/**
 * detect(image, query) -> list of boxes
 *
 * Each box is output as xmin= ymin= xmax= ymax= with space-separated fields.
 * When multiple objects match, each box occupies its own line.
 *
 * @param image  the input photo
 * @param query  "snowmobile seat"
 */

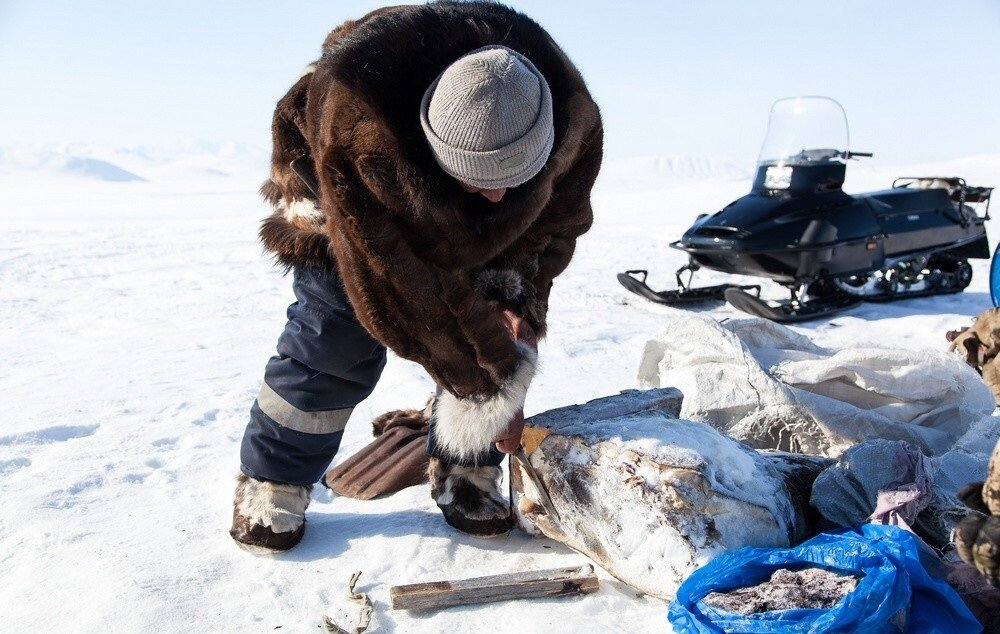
xmin=961 ymin=186 xmax=993 ymax=204
xmin=893 ymin=177 xmax=992 ymax=204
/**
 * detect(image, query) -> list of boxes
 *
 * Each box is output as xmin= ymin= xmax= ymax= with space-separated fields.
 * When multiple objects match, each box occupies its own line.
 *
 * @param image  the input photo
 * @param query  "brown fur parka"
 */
xmin=257 ymin=2 xmax=602 ymax=460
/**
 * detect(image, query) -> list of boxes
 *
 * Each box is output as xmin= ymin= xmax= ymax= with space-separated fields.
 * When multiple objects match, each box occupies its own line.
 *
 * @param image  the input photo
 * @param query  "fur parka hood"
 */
xmin=258 ymin=2 xmax=603 ymax=460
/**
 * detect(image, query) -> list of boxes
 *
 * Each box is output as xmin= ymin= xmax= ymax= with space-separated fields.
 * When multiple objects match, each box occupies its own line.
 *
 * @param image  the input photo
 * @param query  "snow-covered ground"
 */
xmin=1 ymin=146 xmax=997 ymax=632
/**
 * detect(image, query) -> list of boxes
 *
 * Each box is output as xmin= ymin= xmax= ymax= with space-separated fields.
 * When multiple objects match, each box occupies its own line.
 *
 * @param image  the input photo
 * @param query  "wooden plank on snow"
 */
xmin=389 ymin=565 xmax=599 ymax=611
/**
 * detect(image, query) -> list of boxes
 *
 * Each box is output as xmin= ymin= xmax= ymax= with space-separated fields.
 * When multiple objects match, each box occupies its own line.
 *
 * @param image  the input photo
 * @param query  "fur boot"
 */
xmin=955 ymin=439 xmax=1000 ymax=587
xmin=428 ymin=457 xmax=513 ymax=536
xmin=230 ymin=473 xmax=311 ymax=553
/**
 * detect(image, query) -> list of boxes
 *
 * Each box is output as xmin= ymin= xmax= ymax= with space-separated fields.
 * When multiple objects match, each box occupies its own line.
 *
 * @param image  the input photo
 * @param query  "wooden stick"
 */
xmin=390 ymin=565 xmax=599 ymax=611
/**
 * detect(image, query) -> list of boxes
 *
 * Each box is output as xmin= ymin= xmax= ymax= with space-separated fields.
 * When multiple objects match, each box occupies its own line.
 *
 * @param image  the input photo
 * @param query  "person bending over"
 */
xmin=230 ymin=1 xmax=602 ymax=553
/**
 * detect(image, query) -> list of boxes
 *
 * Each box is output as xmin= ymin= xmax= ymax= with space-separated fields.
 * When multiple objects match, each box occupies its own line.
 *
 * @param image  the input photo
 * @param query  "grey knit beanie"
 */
xmin=420 ymin=45 xmax=554 ymax=190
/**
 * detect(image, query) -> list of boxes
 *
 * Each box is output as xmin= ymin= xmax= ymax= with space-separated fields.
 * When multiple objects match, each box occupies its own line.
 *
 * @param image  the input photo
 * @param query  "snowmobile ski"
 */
xmin=724 ymin=287 xmax=862 ymax=323
xmin=617 ymin=269 xmax=760 ymax=305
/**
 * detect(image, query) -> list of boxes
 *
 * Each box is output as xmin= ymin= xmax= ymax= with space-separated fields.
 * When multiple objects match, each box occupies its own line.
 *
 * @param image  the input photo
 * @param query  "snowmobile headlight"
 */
xmin=764 ymin=165 xmax=793 ymax=189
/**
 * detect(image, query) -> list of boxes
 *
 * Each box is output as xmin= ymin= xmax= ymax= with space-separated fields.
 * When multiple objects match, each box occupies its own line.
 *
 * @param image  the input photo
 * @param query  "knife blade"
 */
xmin=511 ymin=445 xmax=561 ymax=522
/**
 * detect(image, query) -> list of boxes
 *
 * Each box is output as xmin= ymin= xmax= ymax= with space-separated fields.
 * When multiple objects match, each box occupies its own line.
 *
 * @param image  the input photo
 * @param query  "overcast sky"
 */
xmin=1 ymin=0 xmax=998 ymax=165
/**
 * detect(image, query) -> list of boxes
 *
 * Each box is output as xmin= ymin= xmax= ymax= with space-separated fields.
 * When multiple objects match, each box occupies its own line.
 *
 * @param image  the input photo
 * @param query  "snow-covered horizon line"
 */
xmin=1 ymin=141 xmax=997 ymax=188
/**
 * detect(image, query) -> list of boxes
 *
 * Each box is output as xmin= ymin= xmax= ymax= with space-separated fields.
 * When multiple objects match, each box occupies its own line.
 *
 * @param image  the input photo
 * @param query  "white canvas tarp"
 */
xmin=637 ymin=316 xmax=1000 ymax=497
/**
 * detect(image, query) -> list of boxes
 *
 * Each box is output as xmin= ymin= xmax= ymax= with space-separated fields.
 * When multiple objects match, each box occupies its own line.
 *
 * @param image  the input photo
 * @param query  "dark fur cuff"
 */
xmin=474 ymin=269 xmax=525 ymax=302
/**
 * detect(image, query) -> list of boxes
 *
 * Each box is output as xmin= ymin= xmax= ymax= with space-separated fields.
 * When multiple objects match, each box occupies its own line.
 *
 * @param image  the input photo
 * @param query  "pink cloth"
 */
xmin=868 ymin=441 xmax=933 ymax=531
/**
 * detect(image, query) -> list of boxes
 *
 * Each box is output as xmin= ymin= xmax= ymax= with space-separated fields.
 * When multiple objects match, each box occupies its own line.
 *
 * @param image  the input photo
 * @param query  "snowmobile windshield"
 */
xmin=757 ymin=97 xmax=849 ymax=168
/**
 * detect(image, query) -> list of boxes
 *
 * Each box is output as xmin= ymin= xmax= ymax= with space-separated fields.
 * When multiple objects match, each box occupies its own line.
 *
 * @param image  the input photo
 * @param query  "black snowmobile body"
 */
xmin=619 ymin=97 xmax=992 ymax=321
xmin=678 ymin=162 xmax=989 ymax=282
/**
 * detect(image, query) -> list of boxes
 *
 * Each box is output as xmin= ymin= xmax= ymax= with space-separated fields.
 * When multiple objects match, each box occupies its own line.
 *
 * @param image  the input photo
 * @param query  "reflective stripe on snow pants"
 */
xmin=240 ymin=266 xmax=387 ymax=486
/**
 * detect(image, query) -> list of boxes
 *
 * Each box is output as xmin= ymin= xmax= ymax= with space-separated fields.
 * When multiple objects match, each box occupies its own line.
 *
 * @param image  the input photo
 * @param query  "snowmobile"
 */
xmin=618 ymin=97 xmax=993 ymax=322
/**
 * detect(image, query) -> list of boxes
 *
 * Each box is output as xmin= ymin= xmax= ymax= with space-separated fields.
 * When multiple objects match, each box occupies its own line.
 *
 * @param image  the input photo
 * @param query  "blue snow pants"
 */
xmin=240 ymin=266 xmax=503 ymax=486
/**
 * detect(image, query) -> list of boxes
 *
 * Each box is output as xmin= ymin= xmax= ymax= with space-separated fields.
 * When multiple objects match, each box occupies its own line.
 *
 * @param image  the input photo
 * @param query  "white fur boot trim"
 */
xmin=235 ymin=476 xmax=310 ymax=534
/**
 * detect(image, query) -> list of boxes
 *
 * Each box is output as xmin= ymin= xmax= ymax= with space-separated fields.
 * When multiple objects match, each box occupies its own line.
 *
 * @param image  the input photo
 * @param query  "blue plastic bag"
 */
xmin=668 ymin=524 xmax=980 ymax=633
xmin=990 ymin=246 xmax=1000 ymax=307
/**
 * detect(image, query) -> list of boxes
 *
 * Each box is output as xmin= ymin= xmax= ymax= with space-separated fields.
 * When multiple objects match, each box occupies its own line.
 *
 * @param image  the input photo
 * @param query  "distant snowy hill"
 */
xmin=1 ymin=144 xmax=750 ymax=190
xmin=596 ymin=155 xmax=752 ymax=193
xmin=596 ymin=152 xmax=1000 ymax=197
xmin=0 ymin=142 xmax=268 ymax=184
xmin=0 ymin=143 xmax=271 ymax=219
xmin=63 ymin=156 xmax=146 ymax=182
xmin=5 ymin=144 xmax=994 ymax=195
xmin=847 ymin=153 xmax=1000 ymax=194
xmin=0 ymin=148 xmax=146 ymax=182
xmin=2 ymin=143 xmax=995 ymax=226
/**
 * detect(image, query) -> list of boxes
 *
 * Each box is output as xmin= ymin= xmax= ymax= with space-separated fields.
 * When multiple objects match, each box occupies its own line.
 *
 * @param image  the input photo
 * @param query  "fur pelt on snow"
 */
xmin=950 ymin=310 xmax=1000 ymax=591
xmin=256 ymin=2 xmax=602 ymax=460
xmin=948 ymin=307 xmax=1000 ymax=403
